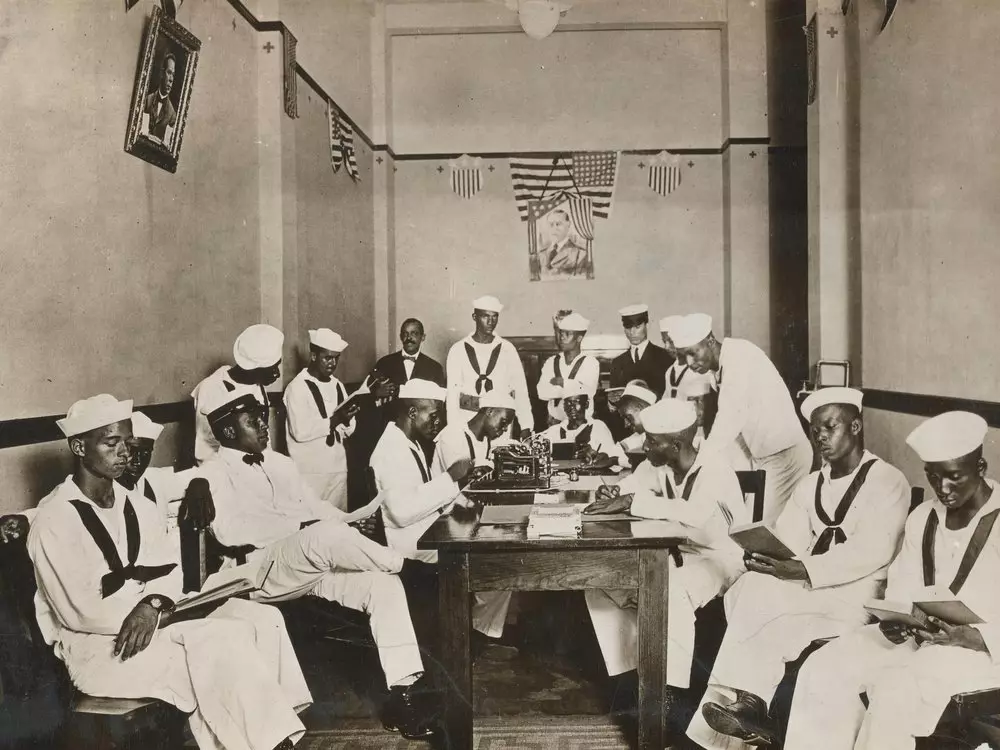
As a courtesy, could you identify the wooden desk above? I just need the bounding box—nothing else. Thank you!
[418,491,686,750]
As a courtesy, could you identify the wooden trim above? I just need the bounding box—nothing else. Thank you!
[0,401,192,451]
[392,138,770,162]
[863,388,1000,428]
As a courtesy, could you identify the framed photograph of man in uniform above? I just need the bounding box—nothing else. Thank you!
[527,191,595,282]
[123,6,201,173]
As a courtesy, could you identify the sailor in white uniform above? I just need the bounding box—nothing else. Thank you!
[584,398,748,690]
[445,295,532,437]
[660,315,716,400]
[540,379,627,467]
[785,411,1000,750]
[535,311,600,425]
[200,388,438,740]
[191,324,283,464]
[371,380,512,636]
[28,394,311,750]
[690,388,910,749]
[284,328,360,511]
[670,313,813,522]
[614,381,658,458]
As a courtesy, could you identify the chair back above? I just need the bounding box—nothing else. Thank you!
[736,469,767,523]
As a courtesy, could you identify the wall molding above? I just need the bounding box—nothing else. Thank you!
[863,388,1000,429]
[0,402,193,451]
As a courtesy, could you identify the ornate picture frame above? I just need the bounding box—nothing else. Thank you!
[124,6,201,173]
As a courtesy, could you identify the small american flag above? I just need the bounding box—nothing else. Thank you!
[449,155,483,199]
[282,27,298,119]
[647,151,682,196]
[341,119,359,182]
[328,101,343,173]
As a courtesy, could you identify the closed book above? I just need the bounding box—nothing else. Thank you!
[728,520,796,560]
[914,598,984,626]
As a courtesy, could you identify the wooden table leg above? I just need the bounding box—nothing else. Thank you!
[437,550,473,750]
[637,548,671,750]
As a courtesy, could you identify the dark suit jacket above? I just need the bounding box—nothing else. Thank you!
[609,341,674,398]
[370,351,446,388]
[144,91,177,141]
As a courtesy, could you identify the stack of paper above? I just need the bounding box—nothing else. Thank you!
[527,504,582,539]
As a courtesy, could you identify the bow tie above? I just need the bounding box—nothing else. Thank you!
[402,355,418,363]
[242,452,264,466]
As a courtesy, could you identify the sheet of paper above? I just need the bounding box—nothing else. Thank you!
[479,504,533,525]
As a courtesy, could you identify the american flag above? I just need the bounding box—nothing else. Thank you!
[509,152,618,222]
[647,151,682,196]
[341,118,359,181]
[281,27,298,119]
[449,155,483,199]
[328,101,343,173]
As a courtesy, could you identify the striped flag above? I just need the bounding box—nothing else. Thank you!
[328,101,343,173]
[281,27,298,119]
[341,118,359,181]
[449,155,483,199]
[509,152,618,222]
[647,151,682,196]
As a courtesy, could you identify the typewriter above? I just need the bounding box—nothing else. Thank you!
[467,435,552,491]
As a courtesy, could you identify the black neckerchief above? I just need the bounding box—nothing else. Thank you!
[811,458,878,555]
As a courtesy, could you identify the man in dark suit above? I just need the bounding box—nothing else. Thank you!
[370,318,446,391]
[143,52,178,143]
[609,304,674,398]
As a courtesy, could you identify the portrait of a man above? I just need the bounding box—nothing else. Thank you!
[536,204,592,281]
[143,50,180,145]
[125,6,200,173]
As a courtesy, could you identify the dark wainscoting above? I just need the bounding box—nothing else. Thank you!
[863,389,1000,429]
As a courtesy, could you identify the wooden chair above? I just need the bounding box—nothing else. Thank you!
[0,521,184,750]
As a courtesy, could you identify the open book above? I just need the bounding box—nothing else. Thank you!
[728,519,796,561]
[864,598,984,629]
[173,561,274,616]
[332,375,374,417]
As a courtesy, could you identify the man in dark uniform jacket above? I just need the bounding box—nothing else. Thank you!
[609,304,674,398]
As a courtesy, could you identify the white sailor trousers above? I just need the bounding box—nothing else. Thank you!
[785,624,1000,750]
[687,571,874,750]
[61,598,311,750]
[584,554,733,688]
[252,520,425,687]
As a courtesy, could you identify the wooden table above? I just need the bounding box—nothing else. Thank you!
[418,490,686,750]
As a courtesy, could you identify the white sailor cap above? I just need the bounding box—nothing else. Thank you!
[800,387,864,421]
[479,391,516,410]
[619,303,649,319]
[906,411,989,463]
[669,313,713,349]
[557,312,590,332]
[659,315,683,339]
[233,324,284,370]
[562,379,590,399]
[57,394,134,438]
[309,328,348,353]
[131,411,164,441]
[621,382,658,406]
[640,398,697,435]
[398,378,448,402]
[472,295,504,313]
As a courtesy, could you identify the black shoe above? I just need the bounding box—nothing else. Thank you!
[702,689,776,746]
[381,676,441,740]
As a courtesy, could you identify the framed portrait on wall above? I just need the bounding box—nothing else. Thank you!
[123,6,201,173]
[527,191,595,282]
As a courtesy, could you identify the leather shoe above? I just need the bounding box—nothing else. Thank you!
[702,689,776,746]
[381,675,441,740]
